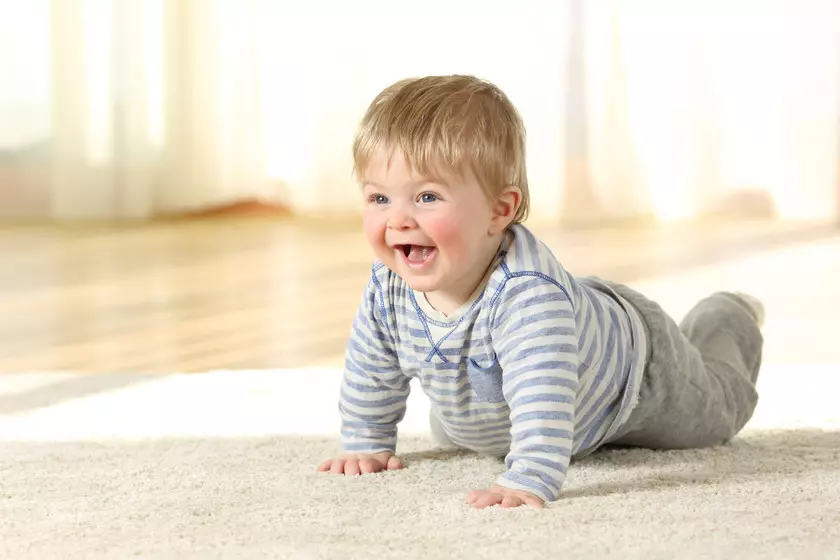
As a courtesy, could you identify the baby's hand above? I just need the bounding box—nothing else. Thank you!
[467,484,545,509]
[317,452,404,475]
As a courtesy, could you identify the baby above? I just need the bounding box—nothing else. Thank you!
[318,75,764,509]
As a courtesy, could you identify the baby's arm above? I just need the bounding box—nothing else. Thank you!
[485,276,580,504]
[320,277,410,474]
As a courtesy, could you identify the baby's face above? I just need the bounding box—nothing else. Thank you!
[360,150,501,308]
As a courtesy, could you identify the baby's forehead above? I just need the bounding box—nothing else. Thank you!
[363,156,465,184]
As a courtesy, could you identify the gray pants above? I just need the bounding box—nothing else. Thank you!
[604,283,764,449]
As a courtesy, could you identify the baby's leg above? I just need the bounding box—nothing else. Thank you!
[429,407,458,449]
[609,290,764,449]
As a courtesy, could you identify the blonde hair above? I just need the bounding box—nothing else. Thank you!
[352,75,530,224]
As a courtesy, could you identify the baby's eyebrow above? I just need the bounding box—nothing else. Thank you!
[362,180,444,190]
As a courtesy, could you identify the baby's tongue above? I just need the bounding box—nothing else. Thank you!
[407,245,433,263]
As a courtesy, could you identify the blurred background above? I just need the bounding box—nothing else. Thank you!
[1,0,839,375]
[2,0,838,223]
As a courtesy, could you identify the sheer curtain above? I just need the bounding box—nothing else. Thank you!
[0,0,273,220]
[0,0,838,223]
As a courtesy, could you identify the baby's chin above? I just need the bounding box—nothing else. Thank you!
[386,266,445,294]
[396,274,442,294]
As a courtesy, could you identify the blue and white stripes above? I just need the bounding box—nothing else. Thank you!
[338,224,647,502]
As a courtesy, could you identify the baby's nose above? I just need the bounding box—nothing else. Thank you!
[387,207,417,230]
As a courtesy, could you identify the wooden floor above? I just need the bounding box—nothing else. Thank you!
[0,217,837,374]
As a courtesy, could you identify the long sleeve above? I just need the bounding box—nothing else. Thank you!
[491,275,579,502]
[339,273,411,454]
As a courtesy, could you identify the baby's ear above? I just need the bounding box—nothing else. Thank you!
[489,186,522,234]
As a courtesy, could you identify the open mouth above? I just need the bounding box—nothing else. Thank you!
[395,244,437,267]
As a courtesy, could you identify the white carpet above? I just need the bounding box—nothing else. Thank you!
[2,366,840,559]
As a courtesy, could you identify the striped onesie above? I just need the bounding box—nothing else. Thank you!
[338,224,648,502]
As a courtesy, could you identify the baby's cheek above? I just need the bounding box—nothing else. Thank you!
[362,213,388,251]
[427,215,471,255]
[361,219,377,243]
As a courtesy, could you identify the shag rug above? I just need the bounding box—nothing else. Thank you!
[3,430,840,559]
[1,367,839,559]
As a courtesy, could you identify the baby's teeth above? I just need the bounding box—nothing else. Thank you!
[421,247,431,260]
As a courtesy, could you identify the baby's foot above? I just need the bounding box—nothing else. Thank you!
[733,292,765,328]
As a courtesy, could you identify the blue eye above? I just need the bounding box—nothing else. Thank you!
[419,193,438,203]
[369,194,388,205]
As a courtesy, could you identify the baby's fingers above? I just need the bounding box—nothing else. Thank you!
[466,490,502,509]
[521,494,545,508]
[317,459,334,472]
[500,495,523,508]
[329,459,347,475]
[385,456,404,471]
[344,460,362,476]
[356,459,378,474]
